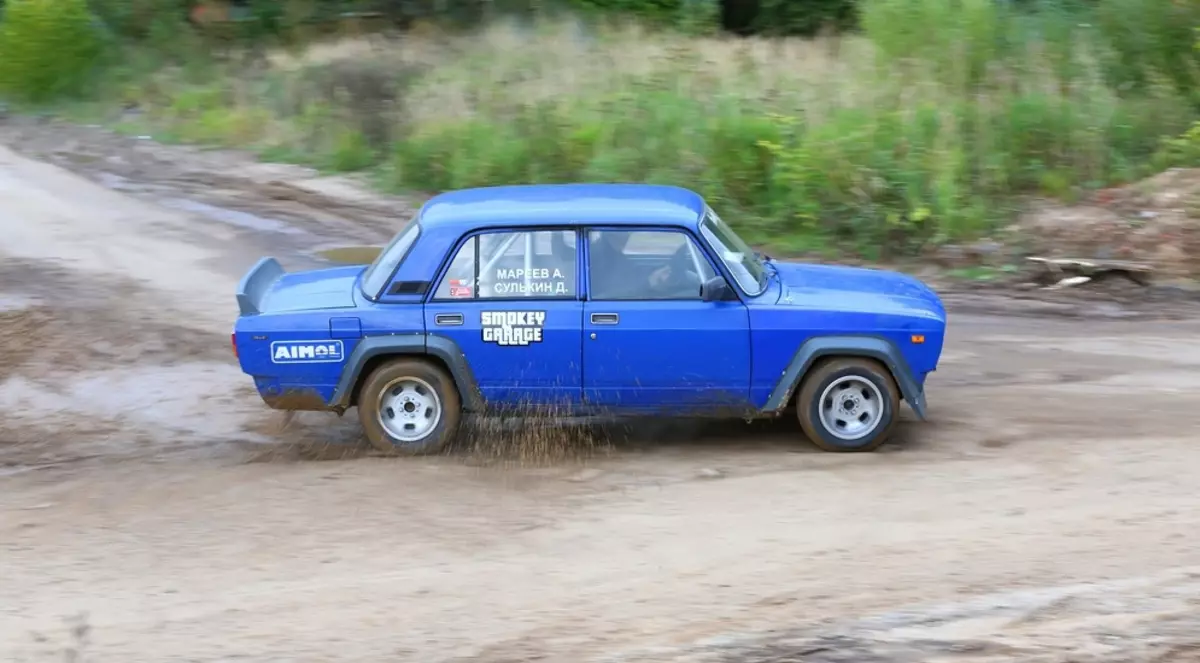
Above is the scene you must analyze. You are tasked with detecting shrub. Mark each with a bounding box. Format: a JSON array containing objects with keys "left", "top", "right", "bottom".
[
  {"left": 573, "top": 0, "right": 857, "bottom": 35},
  {"left": 87, "top": 0, "right": 191, "bottom": 40},
  {"left": 1092, "top": 0, "right": 1200, "bottom": 97},
  {"left": 753, "top": 0, "right": 857, "bottom": 36},
  {"left": 0, "top": 0, "right": 106, "bottom": 102}
]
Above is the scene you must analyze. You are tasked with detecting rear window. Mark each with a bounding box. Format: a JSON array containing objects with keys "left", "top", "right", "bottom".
[{"left": 361, "top": 222, "right": 421, "bottom": 300}]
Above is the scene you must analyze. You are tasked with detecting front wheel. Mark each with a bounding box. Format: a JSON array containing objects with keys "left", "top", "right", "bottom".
[
  {"left": 357, "top": 358, "right": 461, "bottom": 455},
  {"left": 796, "top": 357, "right": 900, "bottom": 452}
]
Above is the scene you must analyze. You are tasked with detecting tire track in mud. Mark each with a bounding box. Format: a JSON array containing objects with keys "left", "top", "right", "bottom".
[
  {"left": 606, "top": 568, "right": 1200, "bottom": 663},
  {"left": 0, "top": 259, "right": 258, "bottom": 469},
  {"left": 0, "top": 118, "right": 410, "bottom": 243}
]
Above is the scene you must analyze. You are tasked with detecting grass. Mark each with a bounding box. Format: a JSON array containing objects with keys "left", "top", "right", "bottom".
[{"left": 33, "top": 0, "right": 1200, "bottom": 257}]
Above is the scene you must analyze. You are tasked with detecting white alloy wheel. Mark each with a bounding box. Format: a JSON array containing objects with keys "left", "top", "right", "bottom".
[
  {"left": 817, "top": 375, "right": 885, "bottom": 440},
  {"left": 377, "top": 376, "right": 443, "bottom": 443}
]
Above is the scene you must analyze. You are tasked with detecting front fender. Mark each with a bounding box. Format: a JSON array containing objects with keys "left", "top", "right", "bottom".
[
  {"left": 329, "top": 333, "right": 483, "bottom": 411},
  {"left": 762, "top": 335, "right": 927, "bottom": 420}
]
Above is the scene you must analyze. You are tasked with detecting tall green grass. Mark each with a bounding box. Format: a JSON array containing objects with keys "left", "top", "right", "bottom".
[{"left": 7, "top": 0, "right": 1197, "bottom": 254}]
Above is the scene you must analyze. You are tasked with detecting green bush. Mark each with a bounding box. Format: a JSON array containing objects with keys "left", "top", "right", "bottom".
[
  {"left": 754, "top": 0, "right": 857, "bottom": 36},
  {"left": 87, "top": 0, "right": 190, "bottom": 40},
  {"left": 1092, "top": 0, "right": 1200, "bottom": 97},
  {"left": 570, "top": 0, "right": 681, "bottom": 21},
  {"left": 572, "top": 0, "right": 857, "bottom": 35},
  {"left": 0, "top": 0, "right": 106, "bottom": 102}
]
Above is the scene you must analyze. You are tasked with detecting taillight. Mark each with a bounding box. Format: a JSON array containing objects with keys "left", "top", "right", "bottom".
[{"left": 231, "top": 331, "right": 238, "bottom": 359}]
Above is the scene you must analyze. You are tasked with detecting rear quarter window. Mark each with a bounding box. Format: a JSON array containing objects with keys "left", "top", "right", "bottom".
[{"left": 361, "top": 222, "right": 421, "bottom": 299}]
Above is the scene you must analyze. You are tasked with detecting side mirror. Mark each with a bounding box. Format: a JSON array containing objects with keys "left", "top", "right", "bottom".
[{"left": 700, "top": 276, "right": 733, "bottom": 302}]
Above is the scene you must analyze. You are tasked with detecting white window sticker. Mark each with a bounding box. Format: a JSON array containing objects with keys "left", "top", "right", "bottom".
[
  {"left": 491, "top": 267, "right": 570, "bottom": 296},
  {"left": 481, "top": 311, "right": 546, "bottom": 346}
]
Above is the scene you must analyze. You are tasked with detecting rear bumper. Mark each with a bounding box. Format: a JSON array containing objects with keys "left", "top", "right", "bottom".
[{"left": 254, "top": 379, "right": 342, "bottom": 413}]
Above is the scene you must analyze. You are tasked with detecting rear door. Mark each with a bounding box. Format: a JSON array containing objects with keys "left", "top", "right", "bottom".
[
  {"left": 581, "top": 227, "right": 752, "bottom": 412},
  {"left": 424, "top": 228, "right": 584, "bottom": 409}
]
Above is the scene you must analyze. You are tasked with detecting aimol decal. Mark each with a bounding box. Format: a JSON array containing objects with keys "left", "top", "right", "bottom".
[{"left": 270, "top": 340, "right": 345, "bottom": 364}]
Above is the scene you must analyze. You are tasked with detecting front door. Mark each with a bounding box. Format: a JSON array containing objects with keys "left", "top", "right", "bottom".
[
  {"left": 424, "top": 228, "right": 583, "bottom": 409},
  {"left": 582, "top": 228, "right": 752, "bottom": 413}
]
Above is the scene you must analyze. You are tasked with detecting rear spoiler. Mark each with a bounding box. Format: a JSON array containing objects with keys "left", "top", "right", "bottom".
[{"left": 236, "top": 257, "right": 285, "bottom": 316}]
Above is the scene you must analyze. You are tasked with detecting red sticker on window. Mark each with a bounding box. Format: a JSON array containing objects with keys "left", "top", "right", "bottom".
[{"left": 449, "top": 286, "right": 472, "bottom": 298}]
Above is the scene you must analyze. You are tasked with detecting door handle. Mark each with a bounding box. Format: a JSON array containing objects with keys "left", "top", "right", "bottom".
[
  {"left": 590, "top": 312, "right": 619, "bottom": 325},
  {"left": 435, "top": 313, "right": 464, "bottom": 326}
]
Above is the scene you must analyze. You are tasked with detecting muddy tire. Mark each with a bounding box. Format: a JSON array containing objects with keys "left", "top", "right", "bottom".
[
  {"left": 796, "top": 357, "right": 900, "bottom": 452},
  {"left": 357, "top": 358, "right": 461, "bottom": 456}
]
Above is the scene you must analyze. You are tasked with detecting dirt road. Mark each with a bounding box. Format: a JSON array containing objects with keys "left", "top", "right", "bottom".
[{"left": 2, "top": 122, "right": 1200, "bottom": 663}]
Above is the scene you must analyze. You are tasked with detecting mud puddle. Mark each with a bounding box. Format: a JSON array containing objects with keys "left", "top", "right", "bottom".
[
  {"left": 90, "top": 169, "right": 374, "bottom": 276},
  {"left": 314, "top": 245, "right": 382, "bottom": 264},
  {"left": 158, "top": 197, "right": 307, "bottom": 236}
]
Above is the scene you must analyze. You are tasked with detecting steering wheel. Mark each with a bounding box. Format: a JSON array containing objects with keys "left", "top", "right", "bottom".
[{"left": 649, "top": 245, "right": 701, "bottom": 298}]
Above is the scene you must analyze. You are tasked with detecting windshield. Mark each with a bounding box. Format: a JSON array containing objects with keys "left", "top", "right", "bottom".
[
  {"left": 360, "top": 222, "right": 421, "bottom": 299},
  {"left": 699, "top": 207, "right": 767, "bottom": 296}
]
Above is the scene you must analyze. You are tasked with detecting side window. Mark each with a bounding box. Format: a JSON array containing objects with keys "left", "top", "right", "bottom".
[
  {"left": 433, "top": 230, "right": 577, "bottom": 300},
  {"left": 588, "top": 230, "right": 717, "bottom": 301}
]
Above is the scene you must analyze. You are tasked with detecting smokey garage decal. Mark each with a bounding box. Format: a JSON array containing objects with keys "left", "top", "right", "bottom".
[{"left": 481, "top": 311, "right": 546, "bottom": 346}]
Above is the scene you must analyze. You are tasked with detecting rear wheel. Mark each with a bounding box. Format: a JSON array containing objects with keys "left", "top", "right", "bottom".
[
  {"left": 357, "top": 358, "right": 461, "bottom": 455},
  {"left": 796, "top": 357, "right": 899, "bottom": 452}
]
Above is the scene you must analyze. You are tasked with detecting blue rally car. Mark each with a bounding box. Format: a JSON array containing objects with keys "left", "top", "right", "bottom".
[{"left": 232, "top": 184, "right": 946, "bottom": 454}]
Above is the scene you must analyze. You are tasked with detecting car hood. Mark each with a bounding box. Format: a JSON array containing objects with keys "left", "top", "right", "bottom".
[
  {"left": 259, "top": 265, "right": 364, "bottom": 313},
  {"left": 770, "top": 261, "right": 945, "bottom": 322}
]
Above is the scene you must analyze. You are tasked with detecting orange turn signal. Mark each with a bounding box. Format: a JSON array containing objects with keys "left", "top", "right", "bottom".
[{"left": 911, "top": 334, "right": 925, "bottom": 344}]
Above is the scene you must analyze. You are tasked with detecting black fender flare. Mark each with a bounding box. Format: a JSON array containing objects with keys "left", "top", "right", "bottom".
[
  {"left": 329, "top": 333, "right": 484, "bottom": 411},
  {"left": 762, "top": 335, "right": 926, "bottom": 420}
]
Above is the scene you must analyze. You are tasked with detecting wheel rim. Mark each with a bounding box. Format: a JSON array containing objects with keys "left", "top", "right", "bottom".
[
  {"left": 377, "top": 376, "right": 442, "bottom": 444},
  {"left": 818, "top": 375, "right": 885, "bottom": 442}
]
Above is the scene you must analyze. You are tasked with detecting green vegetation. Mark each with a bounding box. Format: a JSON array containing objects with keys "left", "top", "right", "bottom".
[
  {"left": 1, "top": 0, "right": 1199, "bottom": 256},
  {"left": 0, "top": 0, "right": 106, "bottom": 102}
]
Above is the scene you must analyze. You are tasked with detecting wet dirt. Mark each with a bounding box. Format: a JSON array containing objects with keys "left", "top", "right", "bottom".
[
  {"left": 315, "top": 245, "right": 384, "bottom": 264},
  {"left": 3, "top": 119, "right": 1200, "bottom": 662}
]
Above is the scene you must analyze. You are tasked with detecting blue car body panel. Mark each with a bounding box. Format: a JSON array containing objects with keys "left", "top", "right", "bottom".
[{"left": 232, "top": 183, "right": 946, "bottom": 420}]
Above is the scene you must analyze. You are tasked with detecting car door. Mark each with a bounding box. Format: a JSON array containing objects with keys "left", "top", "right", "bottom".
[
  {"left": 582, "top": 227, "right": 752, "bottom": 413},
  {"left": 424, "top": 228, "right": 584, "bottom": 410}
]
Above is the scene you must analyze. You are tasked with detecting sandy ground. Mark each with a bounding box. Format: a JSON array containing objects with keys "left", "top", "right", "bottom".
[{"left": 3, "top": 122, "right": 1200, "bottom": 663}]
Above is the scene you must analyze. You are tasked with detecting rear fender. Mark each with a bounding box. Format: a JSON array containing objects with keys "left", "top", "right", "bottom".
[
  {"left": 762, "top": 335, "right": 926, "bottom": 420},
  {"left": 329, "top": 334, "right": 483, "bottom": 411}
]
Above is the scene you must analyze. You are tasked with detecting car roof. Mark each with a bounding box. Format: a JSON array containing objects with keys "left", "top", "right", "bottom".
[{"left": 416, "top": 183, "right": 707, "bottom": 230}]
